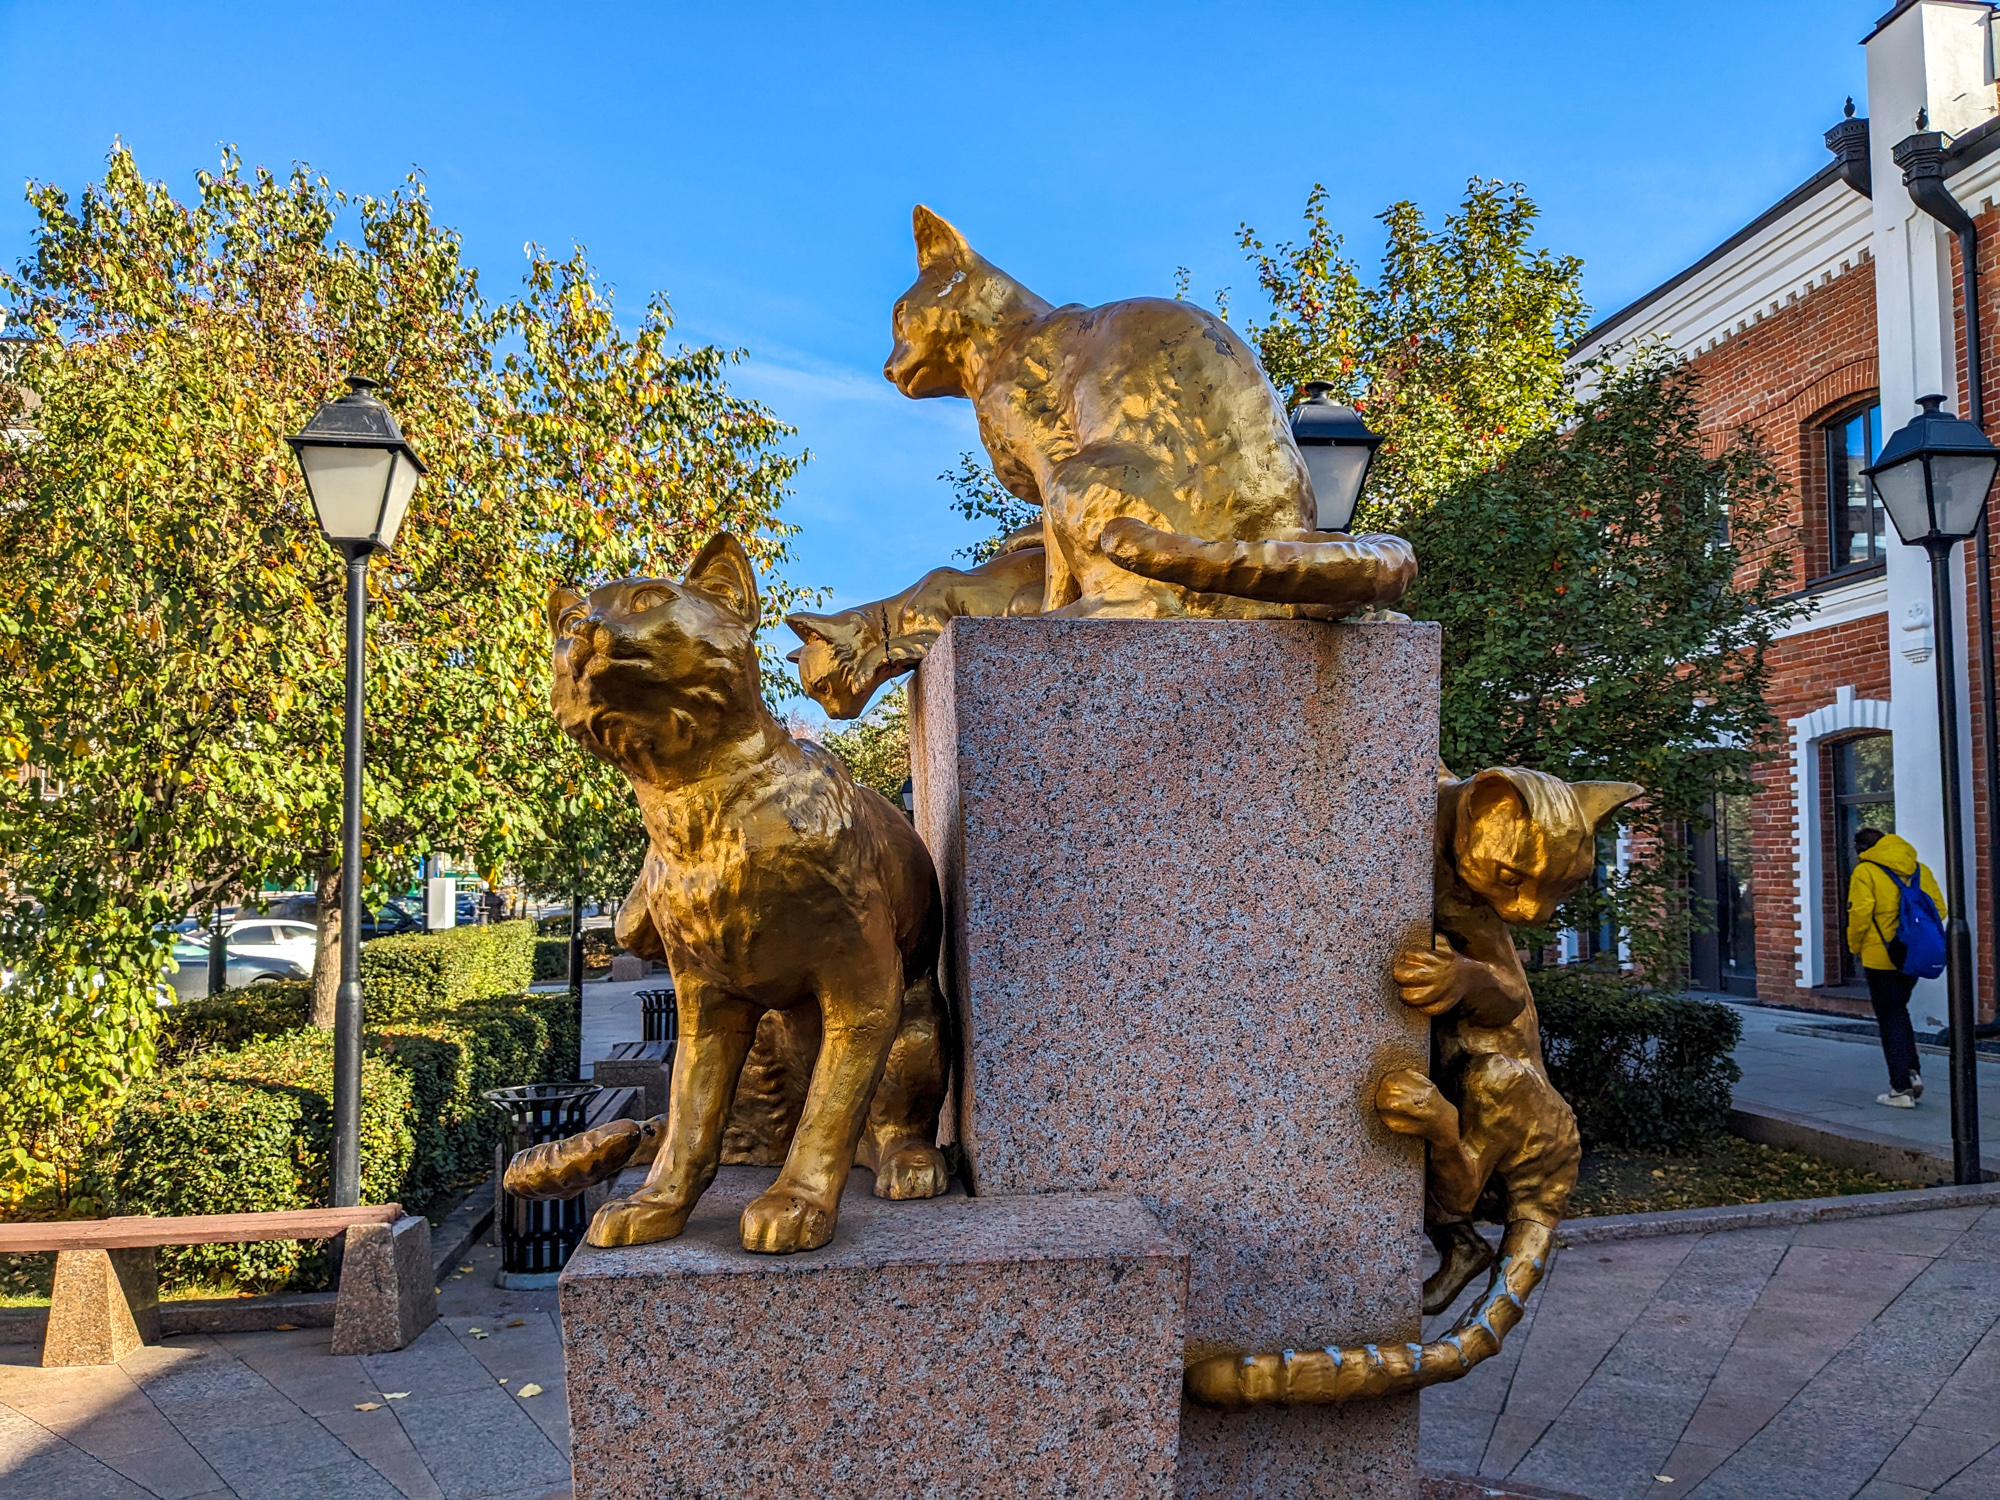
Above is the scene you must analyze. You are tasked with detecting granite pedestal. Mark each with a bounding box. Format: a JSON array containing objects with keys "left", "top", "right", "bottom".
[
  {"left": 42, "top": 1247, "right": 159, "bottom": 1367},
  {"left": 561, "top": 1164, "right": 1189, "bottom": 1499},
  {"left": 912, "top": 617, "right": 1437, "bottom": 1499}
]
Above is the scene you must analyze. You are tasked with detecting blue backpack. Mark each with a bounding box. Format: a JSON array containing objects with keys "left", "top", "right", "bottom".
[{"left": 1875, "top": 865, "right": 1947, "bottom": 980}]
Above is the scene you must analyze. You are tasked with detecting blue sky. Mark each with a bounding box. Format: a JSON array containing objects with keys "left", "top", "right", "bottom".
[{"left": 4, "top": 0, "right": 1880, "bottom": 634}]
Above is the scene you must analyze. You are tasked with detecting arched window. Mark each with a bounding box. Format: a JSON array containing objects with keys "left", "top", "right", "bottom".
[{"left": 1830, "top": 731, "right": 1895, "bottom": 986}]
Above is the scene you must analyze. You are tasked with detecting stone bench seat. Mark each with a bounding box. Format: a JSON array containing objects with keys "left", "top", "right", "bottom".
[{"left": 0, "top": 1204, "right": 434, "bottom": 1367}]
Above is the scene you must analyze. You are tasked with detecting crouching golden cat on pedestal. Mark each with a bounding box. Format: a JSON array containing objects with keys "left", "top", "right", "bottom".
[
  {"left": 507, "top": 534, "right": 951, "bottom": 1255},
  {"left": 1187, "top": 765, "right": 1641, "bottom": 1408}
]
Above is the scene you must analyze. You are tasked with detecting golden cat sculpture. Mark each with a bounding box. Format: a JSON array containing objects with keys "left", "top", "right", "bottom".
[
  {"left": 1187, "top": 765, "right": 1641, "bottom": 1408},
  {"left": 521, "top": 533, "right": 952, "bottom": 1254},
  {"left": 785, "top": 206, "right": 1416, "bottom": 718}
]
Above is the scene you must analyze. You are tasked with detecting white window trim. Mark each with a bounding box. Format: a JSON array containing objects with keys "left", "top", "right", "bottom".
[{"left": 1791, "top": 684, "right": 1892, "bottom": 987}]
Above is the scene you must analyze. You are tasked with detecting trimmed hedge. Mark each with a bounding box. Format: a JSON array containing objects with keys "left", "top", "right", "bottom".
[
  {"left": 1535, "top": 966, "right": 1742, "bottom": 1152},
  {"left": 158, "top": 982, "right": 311, "bottom": 1063},
  {"left": 359, "top": 920, "right": 536, "bottom": 1020},
  {"left": 533, "top": 937, "right": 569, "bottom": 983},
  {"left": 106, "top": 1033, "right": 414, "bottom": 1291}
]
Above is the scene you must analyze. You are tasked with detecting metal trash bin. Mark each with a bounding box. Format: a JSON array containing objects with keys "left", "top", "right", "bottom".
[
  {"left": 638, "top": 986, "right": 678, "bottom": 1045},
  {"left": 485, "top": 1082, "right": 601, "bottom": 1287}
]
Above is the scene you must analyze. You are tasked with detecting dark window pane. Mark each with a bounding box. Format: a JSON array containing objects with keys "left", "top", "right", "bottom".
[
  {"left": 1828, "top": 404, "right": 1885, "bottom": 571},
  {"left": 1838, "top": 734, "right": 1894, "bottom": 797}
]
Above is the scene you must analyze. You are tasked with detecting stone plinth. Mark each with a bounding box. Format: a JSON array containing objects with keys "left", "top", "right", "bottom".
[
  {"left": 561, "top": 1164, "right": 1190, "bottom": 1499},
  {"left": 330, "top": 1214, "right": 435, "bottom": 1355},
  {"left": 43, "top": 1247, "right": 160, "bottom": 1367},
  {"left": 913, "top": 617, "right": 1437, "bottom": 1499}
]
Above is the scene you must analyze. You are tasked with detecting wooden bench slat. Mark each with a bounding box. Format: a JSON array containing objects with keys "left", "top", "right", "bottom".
[{"left": 0, "top": 1204, "right": 403, "bottom": 1254}]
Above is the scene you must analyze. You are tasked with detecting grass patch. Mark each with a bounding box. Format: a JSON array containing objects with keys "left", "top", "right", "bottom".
[{"left": 1569, "top": 1132, "right": 1908, "bottom": 1218}]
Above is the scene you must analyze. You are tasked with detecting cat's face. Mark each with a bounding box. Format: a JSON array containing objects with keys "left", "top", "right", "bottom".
[
  {"left": 785, "top": 606, "right": 888, "bottom": 720},
  {"left": 547, "top": 534, "right": 762, "bottom": 767},
  {"left": 885, "top": 207, "right": 982, "bottom": 400},
  {"left": 1453, "top": 768, "right": 1642, "bottom": 926}
]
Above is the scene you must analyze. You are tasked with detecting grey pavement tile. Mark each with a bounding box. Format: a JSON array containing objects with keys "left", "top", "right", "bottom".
[
  {"left": 0, "top": 1445, "right": 158, "bottom": 1499},
  {"left": 1647, "top": 1439, "right": 1732, "bottom": 1495},
  {"left": 1512, "top": 1419, "right": 1680, "bottom": 1500},
  {"left": 1922, "top": 1318, "right": 2000, "bottom": 1437},
  {"left": 1690, "top": 1399, "right": 1911, "bottom": 1500},
  {"left": 1786, "top": 1260, "right": 2000, "bottom": 1424},
  {"left": 1938, "top": 1440, "right": 2000, "bottom": 1497},
  {"left": 1478, "top": 1412, "right": 1548, "bottom": 1478},
  {"left": 382, "top": 1381, "right": 570, "bottom": 1500},
  {"left": 1418, "top": 1395, "right": 1496, "bottom": 1476},
  {"left": 1940, "top": 1206, "right": 2000, "bottom": 1264},
  {"left": 1794, "top": 1207, "right": 1989, "bottom": 1256},
  {"left": 180, "top": 1414, "right": 359, "bottom": 1492},
  {"left": 0, "top": 1400, "right": 62, "bottom": 1463},
  {"left": 320, "top": 1405, "right": 448, "bottom": 1500},
  {"left": 359, "top": 1323, "right": 506, "bottom": 1402},
  {"left": 1855, "top": 1483, "right": 1936, "bottom": 1500},
  {"left": 1874, "top": 1422, "right": 1996, "bottom": 1491},
  {"left": 229, "top": 1336, "right": 388, "bottom": 1421},
  {"left": 230, "top": 1457, "right": 408, "bottom": 1500},
  {"left": 131, "top": 1347, "right": 308, "bottom": 1434}
]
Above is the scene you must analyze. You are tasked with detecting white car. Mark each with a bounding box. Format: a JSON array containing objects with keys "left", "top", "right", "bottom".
[{"left": 227, "top": 918, "right": 319, "bottom": 971}]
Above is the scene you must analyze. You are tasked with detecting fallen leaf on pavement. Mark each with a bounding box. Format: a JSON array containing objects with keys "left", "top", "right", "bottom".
[
  {"left": 354, "top": 1402, "right": 382, "bottom": 1411},
  {"left": 506, "top": 1318, "right": 525, "bottom": 1327},
  {"left": 458, "top": 1264, "right": 474, "bottom": 1272},
  {"left": 517, "top": 1383, "right": 544, "bottom": 1399},
  {"left": 273, "top": 1324, "right": 296, "bottom": 1331},
  {"left": 470, "top": 1329, "right": 489, "bottom": 1339},
  {"left": 382, "top": 1392, "right": 410, "bottom": 1400}
]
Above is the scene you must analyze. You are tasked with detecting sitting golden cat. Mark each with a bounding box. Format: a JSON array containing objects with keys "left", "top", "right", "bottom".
[
  {"left": 785, "top": 207, "right": 1416, "bottom": 717},
  {"left": 534, "top": 534, "right": 952, "bottom": 1254},
  {"left": 1187, "top": 765, "right": 1640, "bottom": 1408}
]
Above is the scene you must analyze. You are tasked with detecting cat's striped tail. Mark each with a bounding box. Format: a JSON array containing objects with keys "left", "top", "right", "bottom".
[
  {"left": 1097, "top": 518, "right": 1416, "bottom": 615},
  {"left": 1183, "top": 1219, "right": 1553, "bottom": 1410}
]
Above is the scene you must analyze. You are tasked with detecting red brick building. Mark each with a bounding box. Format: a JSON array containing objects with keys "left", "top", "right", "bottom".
[{"left": 1577, "top": 0, "right": 2000, "bottom": 1022}]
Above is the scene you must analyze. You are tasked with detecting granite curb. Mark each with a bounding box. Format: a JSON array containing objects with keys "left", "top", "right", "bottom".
[{"left": 1556, "top": 1177, "right": 2000, "bottom": 1244}]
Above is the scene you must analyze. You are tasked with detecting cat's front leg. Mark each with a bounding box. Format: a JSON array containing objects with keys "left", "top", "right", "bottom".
[
  {"left": 1392, "top": 933, "right": 1496, "bottom": 1017},
  {"left": 587, "top": 977, "right": 759, "bottom": 1248}
]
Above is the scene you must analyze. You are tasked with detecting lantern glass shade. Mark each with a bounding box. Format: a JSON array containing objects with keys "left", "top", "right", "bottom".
[
  {"left": 1288, "top": 380, "right": 1382, "bottom": 533},
  {"left": 286, "top": 377, "right": 426, "bottom": 552},
  {"left": 1866, "top": 394, "right": 2000, "bottom": 546}
]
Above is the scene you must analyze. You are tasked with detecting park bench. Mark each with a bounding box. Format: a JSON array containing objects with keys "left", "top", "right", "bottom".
[{"left": 0, "top": 1203, "right": 434, "bottom": 1368}]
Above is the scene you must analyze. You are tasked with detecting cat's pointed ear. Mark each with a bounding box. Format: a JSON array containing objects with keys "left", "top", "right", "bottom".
[
  {"left": 1573, "top": 780, "right": 1643, "bottom": 832},
  {"left": 685, "top": 532, "right": 760, "bottom": 625},
  {"left": 547, "top": 584, "right": 583, "bottom": 636},
  {"left": 913, "top": 205, "right": 973, "bottom": 274},
  {"left": 1459, "top": 768, "right": 1529, "bottom": 837},
  {"left": 785, "top": 610, "right": 836, "bottom": 645}
]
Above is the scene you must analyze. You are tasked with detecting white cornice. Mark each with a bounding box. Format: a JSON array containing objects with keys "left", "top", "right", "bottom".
[
  {"left": 1574, "top": 178, "right": 1875, "bottom": 369},
  {"left": 1771, "top": 570, "right": 1891, "bottom": 641}
]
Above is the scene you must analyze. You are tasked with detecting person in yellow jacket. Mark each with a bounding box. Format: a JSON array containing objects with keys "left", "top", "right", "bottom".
[{"left": 1846, "top": 827, "right": 1946, "bottom": 1108}]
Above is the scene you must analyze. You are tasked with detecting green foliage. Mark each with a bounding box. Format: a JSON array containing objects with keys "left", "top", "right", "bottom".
[
  {"left": 1239, "top": 179, "right": 1587, "bottom": 525},
  {"left": 358, "top": 919, "right": 535, "bottom": 1021},
  {"left": 106, "top": 1032, "right": 414, "bottom": 1290},
  {"left": 1404, "top": 352, "right": 1803, "bottom": 971},
  {"left": 1534, "top": 967, "right": 1743, "bottom": 1153},
  {"left": 0, "top": 143, "right": 808, "bottom": 1189},
  {"left": 942, "top": 450, "right": 1040, "bottom": 563},
  {"left": 820, "top": 686, "right": 910, "bottom": 800},
  {"left": 533, "top": 937, "right": 571, "bottom": 983},
  {"left": 158, "top": 982, "right": 311, "bottom": 1064}
]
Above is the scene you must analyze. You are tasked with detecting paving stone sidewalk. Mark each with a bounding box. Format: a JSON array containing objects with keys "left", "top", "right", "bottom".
[
  {"left": 0, "top": 1238, "right": 570, "bottom": 1500},
  {"left": 1420, "top": 1201, "right": 2000, "bottom": 1499}
]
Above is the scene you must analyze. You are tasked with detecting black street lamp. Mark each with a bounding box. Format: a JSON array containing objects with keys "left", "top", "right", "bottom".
[
  {"left": 286, "top": 376, "right": 426, "bottom": 1207},
  {"left": 1289, "top": 381, "right": 1383, "bottom": 533},
  {"left": 1865, "top": 393, "right": 2000, "bottom": 1186}
]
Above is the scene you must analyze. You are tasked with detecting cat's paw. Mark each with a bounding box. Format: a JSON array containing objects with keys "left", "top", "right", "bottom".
[
  {"left": 873, "top": 1143, "right": 950, "bottom": 1201},
  {"left": 1376, "top": 1069, "right": 1460, "bottom": 1145},
  {"left": 1392, "top": 936, "right": 1472, "bottom": 1016},
  {"left": 585, "top": 1190, "right": 692, "bottom": 1248},
  {"left": 740, "top": 1186, "right": 837, "bottom": 1253}
]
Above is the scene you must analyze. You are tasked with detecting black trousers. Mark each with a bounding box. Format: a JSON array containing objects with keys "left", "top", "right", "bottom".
[{"left": 1865, "top": 965, "right": 1920, "bottom": 1092}]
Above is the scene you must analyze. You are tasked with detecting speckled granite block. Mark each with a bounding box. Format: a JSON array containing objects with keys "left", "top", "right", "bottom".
[
  {"left": 561, "top": 1164, "right": 1190, "bottom": 1499},
  {"left": 42, "top": 1247, "right": 159, "bottom": 1366},
  {"left": 330, "top": 1214, "right": 435, "bottom": 1355},
  {"left": 912, "top": 616, "right": 1437, "bottom": 1499}
]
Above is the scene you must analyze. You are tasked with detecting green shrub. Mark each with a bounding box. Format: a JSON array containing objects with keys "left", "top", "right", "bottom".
[
  {"left": 106, "top": 1033, "right": 413, "bottom": 1291},
  {"left": 1535, "top": 966, "right": 1742, "bottom": 1152},
  {"left": 536, "top": 913, "right": 570, "bottom": 936},
  {"left": 158, "top": 982, "right": 311, "bottom": 1064},
  {"left": 533, "top": 936, "right": 570, "bottom": 983},
  {"left": 514, "top": 989, "right": 581, "bottom": 1083},
  {"left": 360, "top": 920, "right": 536, "bottom": 1020}
]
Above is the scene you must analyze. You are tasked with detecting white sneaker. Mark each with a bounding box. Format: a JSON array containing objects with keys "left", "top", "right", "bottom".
[
  {"left": 1878, "top": 1090, "right": 1917, "bottom": 1109},
  {"left": 1910, "top": 1071, "right": 1924, "bottom": 1100}
]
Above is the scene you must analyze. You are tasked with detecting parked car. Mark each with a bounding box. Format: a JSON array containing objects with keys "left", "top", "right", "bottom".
[
  {"left": 160, "top": 934, "right": 309, "bottom": 1002},
  {"left": 243, "top": 897, "right": 422, "bottom": 941},
  {"left": 225, "top": 918, "right": 319, "bottom": 970}
]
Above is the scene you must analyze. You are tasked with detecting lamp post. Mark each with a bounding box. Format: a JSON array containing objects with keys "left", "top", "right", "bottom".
[
  {"left": 1865, "top": 393, "right": 2000, "bottom": 1186},
  {"left": 285, "top": 376, "right": 426, "bottom": 1207},
  {"left": 1289, "top": 381, "right": 1383, "bottom": 533}
]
